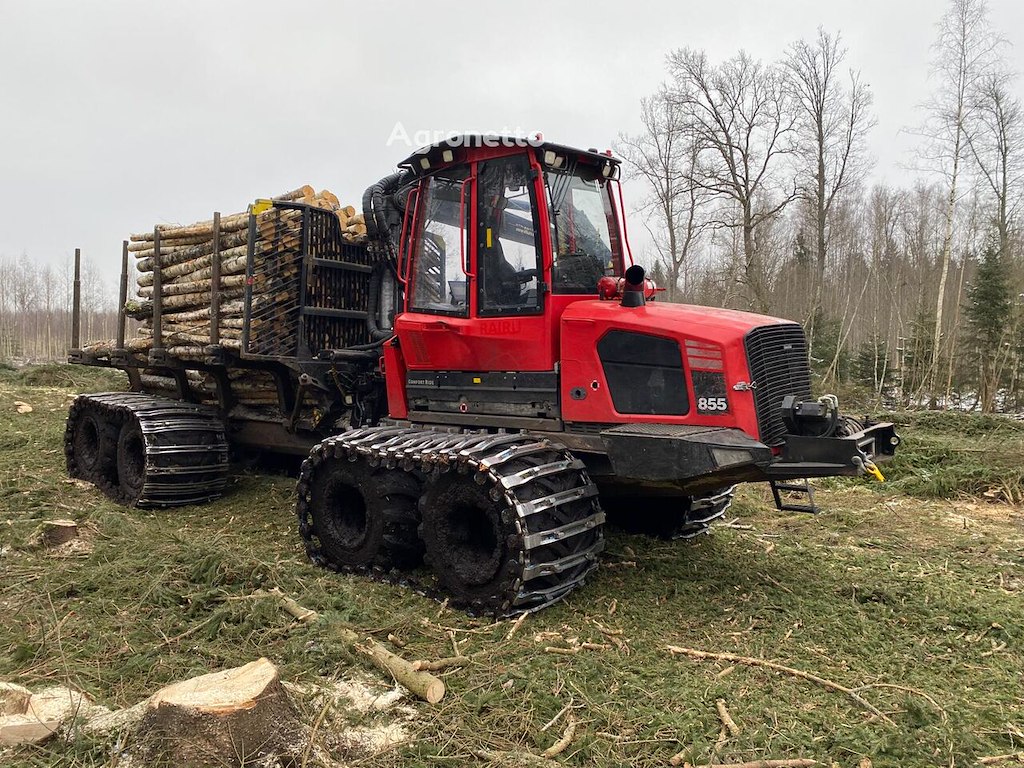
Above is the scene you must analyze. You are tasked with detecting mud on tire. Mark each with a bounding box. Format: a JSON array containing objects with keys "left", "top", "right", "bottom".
[
  {"left": 299, "top": 446, "right": 422, "bottom": 573},
  {"left": 418, "top": 471, "right": 518, "bottom": 608},
  {"left": 419, "top": 442, "right": 605, "bottom": 616},
  {"left": 298, "top": 428, "right": 605, "bottom": 616}
]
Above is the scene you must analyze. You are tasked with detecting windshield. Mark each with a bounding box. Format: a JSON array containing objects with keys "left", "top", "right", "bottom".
[{"left": 545, "top": 166, "right": 622, "bottom": 294}]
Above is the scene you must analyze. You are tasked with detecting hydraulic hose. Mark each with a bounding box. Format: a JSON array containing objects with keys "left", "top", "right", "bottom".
[{"left": 365, "top": 262, "right": 394, "bottom": 342}]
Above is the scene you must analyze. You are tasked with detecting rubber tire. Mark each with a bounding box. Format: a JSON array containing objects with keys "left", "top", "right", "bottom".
[
  {"left": 307, "top": 459, "right": 423, "bottom": 570},
  {"left": 71, "top": 409, "right": 106, "bottom": 481},
  {"left": 116, "top": 420, "right": 147, "bottom": 503},
  {"left": 419, "top": 471, "right": 520, "bottom": 609}
]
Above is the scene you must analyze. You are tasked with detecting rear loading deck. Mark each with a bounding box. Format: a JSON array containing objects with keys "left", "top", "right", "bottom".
[{"left": 69, "top": 201, "right": 389, "bottom": 453}]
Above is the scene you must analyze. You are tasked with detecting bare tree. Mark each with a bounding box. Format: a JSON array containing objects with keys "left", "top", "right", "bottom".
[
  {"left": 785, "top": 28, "right": 875, "bottom": 346},
  {"left": 617, "top": 90, "right": 713, "bottom": 300},
  {"left": 913, "top": 0, "right": 1001, "bottom": 400},
  {"left": 965, "top": 67, "right": 1023, "bottom": 259},
  {"left": 667, "top": 48, "right": 798, "bottom": 312}
]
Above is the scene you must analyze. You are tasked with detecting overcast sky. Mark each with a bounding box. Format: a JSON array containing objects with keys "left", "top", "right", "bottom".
[{"left": 2, "top": 0, "right": 1023, "bottom": 288}]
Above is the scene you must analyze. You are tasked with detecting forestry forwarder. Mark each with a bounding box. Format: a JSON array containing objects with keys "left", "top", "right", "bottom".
[{"left": 65, "top": 134, "right": 899, "bottom": 616}]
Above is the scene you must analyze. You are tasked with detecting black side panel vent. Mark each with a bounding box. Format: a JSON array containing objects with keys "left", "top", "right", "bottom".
[
  {"left": 597, "top": 331, "right": 688, "bottom": 415},
  {"left": 744, "top": 323, "right": 812, "bottom": 447}
]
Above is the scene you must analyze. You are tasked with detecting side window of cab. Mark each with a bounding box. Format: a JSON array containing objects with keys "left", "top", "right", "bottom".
[{"left": 409, "top": 166, "right": 470, "bottom": 316}]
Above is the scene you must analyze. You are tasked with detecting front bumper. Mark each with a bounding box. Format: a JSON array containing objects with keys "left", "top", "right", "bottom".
[
  {"left": 600, "top": 420, "right": 900, "bottom": 491},
  {"left": 763, "top": 421, "right": 900, "bottom": 481}
]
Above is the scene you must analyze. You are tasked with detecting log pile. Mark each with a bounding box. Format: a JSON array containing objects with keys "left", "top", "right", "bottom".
[
  {"left": 139, "top": 370, "right": 286, "bottom": 407},
  {"left": 116, "top": 185, "right": 365, "bottom": 358}
]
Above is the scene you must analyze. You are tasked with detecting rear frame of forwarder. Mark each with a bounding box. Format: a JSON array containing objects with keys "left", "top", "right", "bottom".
[{"left": 64, "top": 134, "right": 900, "bottom": 615}]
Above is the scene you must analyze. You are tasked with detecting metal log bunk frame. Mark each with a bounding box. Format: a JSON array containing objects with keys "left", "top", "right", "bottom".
[{"left": 68, "top": 201, "right": 382, "bottom": 448}]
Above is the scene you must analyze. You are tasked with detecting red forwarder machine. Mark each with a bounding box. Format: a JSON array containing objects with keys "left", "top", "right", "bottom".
[{"left": 66, "top": 135, "right": 899, "bottom": 615}]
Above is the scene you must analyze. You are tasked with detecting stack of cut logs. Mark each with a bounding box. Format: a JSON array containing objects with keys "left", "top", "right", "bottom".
[
  {"left": 139, "top": 369, "right": 285, "bottom": 407},
  {"left": 80, "top": 185, "right": 366, "bottom": 408}
]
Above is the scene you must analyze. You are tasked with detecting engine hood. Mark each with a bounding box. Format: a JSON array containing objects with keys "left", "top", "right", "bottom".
[{"left": 559, "top": 299, "right": 798, "bottom": 341}]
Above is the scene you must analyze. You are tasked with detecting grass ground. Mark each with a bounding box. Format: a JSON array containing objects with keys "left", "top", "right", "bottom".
[{"left": 1, "top": 365, "right": 1022, "bottom": 767}]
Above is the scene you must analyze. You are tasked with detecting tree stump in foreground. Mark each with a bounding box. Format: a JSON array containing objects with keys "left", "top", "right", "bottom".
[
  {"left": 133, "top": 658, "right": 301, "bottom": 767},
  {"left": 33, "top": 520, "right": 79, "bottom": 548}
]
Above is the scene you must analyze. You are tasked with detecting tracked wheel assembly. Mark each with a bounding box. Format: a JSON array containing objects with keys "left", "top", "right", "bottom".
[
  {"left": 297, "top": 426, "right": 606, "bottom": 615},
  {"left": 65, "top": 393, "right": 229, "bottom": 507}
]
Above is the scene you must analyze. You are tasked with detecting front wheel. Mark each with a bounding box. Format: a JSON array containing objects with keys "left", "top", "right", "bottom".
[
  {"left": 418, "top": 471, "right": 520, "bottom": 609},
  {"left": 419, "top": 441, "right": 605, "bottom": 616}
]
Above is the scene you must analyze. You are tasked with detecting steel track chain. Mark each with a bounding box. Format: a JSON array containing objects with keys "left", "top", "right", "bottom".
[
  {"left": 674, "top": 485, "right": 737, "bottom": 539},
  {"left": 296, "top": 425, "right": 606, "bottom": 616},
  {"left": 65, "top": 392, "right": 229, "bottom": 507}
]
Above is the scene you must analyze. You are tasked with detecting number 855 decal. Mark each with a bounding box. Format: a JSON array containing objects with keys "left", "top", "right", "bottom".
[{"left": 697, "top": 396, "right": 729, "bottom": 413}]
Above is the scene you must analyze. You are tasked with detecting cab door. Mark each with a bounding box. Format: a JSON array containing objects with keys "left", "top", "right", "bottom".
[{"left": 394, "top": 151, "right": 559, "bottom": 422}]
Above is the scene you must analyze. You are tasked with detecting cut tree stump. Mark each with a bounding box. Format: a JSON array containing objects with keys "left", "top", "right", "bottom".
[
  {"left": 33, "top": 520, "right": 79, "bottom": 548},
  {"left": 133, "top": 658, "right": 301, "bottom": 768},
  {"left": 0, "top": 683, "right": 31, "bottom": 716}
]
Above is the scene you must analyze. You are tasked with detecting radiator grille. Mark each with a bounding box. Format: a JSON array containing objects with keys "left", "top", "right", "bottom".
[{"left": 744, "top": 323, "right": 812, "bottom": 447}]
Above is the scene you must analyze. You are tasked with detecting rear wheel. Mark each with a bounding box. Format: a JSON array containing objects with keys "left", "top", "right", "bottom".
[
  {"left": 71, "top": 410, "right": 103, "bottom": 479},
  {"left": 67, "top": 403, "right": 118, "bottom": 484},
  {"left": 65, "top": 393, "right": 228, "bottom": 507},
  {"left": 304, "top": 457, "right": 422, "bottom": 571},
  {"left": 116, "top": 420, "right": 147, "bottom": 503}
]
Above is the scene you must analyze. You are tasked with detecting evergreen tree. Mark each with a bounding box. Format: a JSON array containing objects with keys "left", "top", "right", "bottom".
[
  {"left": 902, "top": 305, "right": 936, "bottom": 406},
  {"left": 965, "top": 236, "right": 1013, "bottom": 411},
  {"left": 852, "top": 338, "right": 895, "bottom": 404},
  {"left": 649, "top": 259, "right": 670, "bottom": 298}
]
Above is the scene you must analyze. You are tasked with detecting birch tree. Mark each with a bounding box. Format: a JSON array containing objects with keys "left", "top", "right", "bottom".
[
  {"left": 915, "top": 0, "right": 1000, "bottom": 400},
  {"left": 965, "top": 68, "right": 1023, "bottom": 260},
  {"left": 667, "top": 49, "right": 798, "bottom": 312},
  {"left": 785, "top": 28, "right": 875, "bottom": 348}
]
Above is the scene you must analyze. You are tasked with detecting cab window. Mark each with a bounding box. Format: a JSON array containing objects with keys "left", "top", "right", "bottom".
[
  {"left": 546, "top": 165, "right": 621, "bottom": 294},
  {"left": 477, "top": 156, "right": 543, "bottom": 316},
  {"left": 409, "top": 166, "right": 470, "bottom": 316}
]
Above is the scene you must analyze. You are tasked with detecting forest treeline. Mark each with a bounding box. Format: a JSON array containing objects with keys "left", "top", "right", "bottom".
[
  {"left": 2, "top": 0, "right": 1020, "bottom": 414},
  {"left": 0, "top": 253, "right": 119, "bottom": 363},
  {"left": 618, "top": 0, "right": 1023, "bottom": 412}
]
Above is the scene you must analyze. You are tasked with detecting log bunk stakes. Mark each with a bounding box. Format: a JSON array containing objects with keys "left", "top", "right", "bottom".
[{"left": 68, "top": 185, "right": 378, "bottom": 462}]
